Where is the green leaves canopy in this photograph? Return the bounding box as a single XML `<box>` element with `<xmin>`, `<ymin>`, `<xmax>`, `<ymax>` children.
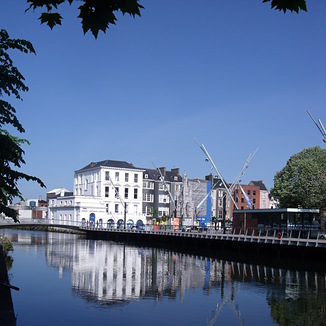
<box><xmin>0</xmin><ymin>29</ymin><xmax>45</xmax><ymax>222</ymax></box>
<box><xmin>270</xmin><ymin>147</ymin><xmax>326</xmax><ymax>211</ymax></box>
<box><xmin>263</xmin><ymin>0</ymin><xmax>307</xmax><ymax>13</ymax></box>
<box><xmin>25</xmin><ymin>0</ymin><xmax>307</xmax><ymax>39</ymax></box>
<box><xmin>26</xmin><ymin>0</ymin><xmax>144</xmax><ymax>38</ymax></box>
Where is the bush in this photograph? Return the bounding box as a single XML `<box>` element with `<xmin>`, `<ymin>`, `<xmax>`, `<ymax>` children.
<box><xmin>2</xmin><ymin>236</ymin><xmax>14</xmax><ymax>256</ymax></box>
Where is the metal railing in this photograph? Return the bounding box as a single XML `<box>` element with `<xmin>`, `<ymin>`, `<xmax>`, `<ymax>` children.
<box><xmin>1</xmin><ymin>218</ymin><xmax>325</xmax><ymax>248</ymax></box>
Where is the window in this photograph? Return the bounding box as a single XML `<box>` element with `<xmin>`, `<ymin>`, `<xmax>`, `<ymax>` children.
<box><xmin>84</xmin><ymin>178</ymin><xmax>88</xmax><ymax>190</ymax></box>
<box><xmin>115</xmin><ymin>204</ymin><xmax>119</xmax><ymax>213</ymax></box>
<box><xmin>105</xmin><ymin>171</ymin><xmax>110</xmax><ymax>180</ymax></box>
<box><xmin>106</xmin><ymin>204</ymin><xmax>109</xmax><ymax>213</ymax></box>
<box><xmin>105</xmin><ymin>186</ymin><xmax>109</xmax><ymax>197</ymax></box>
<box><xmin>134</xmin><ymin>174</ymin><xmax>138</xmax><ymax>183</ymax></box>
<box><xmin>241</xmin><ymin>197</ymin><xmax>244</xmax><ymax>203</ymax></box>
<box><xmin>143</xmin><ymin>193</ymin><xmax>154</xmax><ymax>202</ymax></box>
<box><xmin>115</xmin><ymin>172</ymin><xmax>119</xmax><ymax>182</ymax></box>
<box><xmin>143</xmin><ymin>181</ymin><xmax>154</xmax><ymax>189</ymax></box>
<box><xmin>144</xmin><ymin>174</ymin><xmax>148</xmax><ymax>179</ymax></box>
<box><xmin>253</xmin><ymin>198</ymin><xmax>256</xmax><ymax>204</ymax></box>
<box><xmin>159</xmin><ymin>183</ymin><xmax>169</xmax><ymax>191</ymax></box>
<box><xmin>146</xmin><ymin>206</ymin><xmax>153</xmax><ymax>214</ymax></box>
<box><xmin>125</xmin><ymin>188</ymin><xmax>129</xmax><ymax>199</ymax></box>
<box><xmin>159</xmin><ymin>194</ymin><xmax>169</xmax><ymax>203</ymax></box>
<box><xmin>134</xmin><ymin>188</ymin><xmax>138</xmax><ymax>199</ymax></box>
<box><xmin>125</xmin><ymin>173</ymin><xmax>129</xmax><ymax>182</ymax></box>
<box><xmin>115</xmin><ymin>187</ymin><xmax>119</xmax><ymax>198</ymax></box>
<box><xmin>247</xmin><ymin>190</ymin><xmax>251</xmax><ymax>195</ymax></box>
<box><xmin>253</xmin><ymin>190</ymin><xmax>256</xmax><ymax>196</ymax></box>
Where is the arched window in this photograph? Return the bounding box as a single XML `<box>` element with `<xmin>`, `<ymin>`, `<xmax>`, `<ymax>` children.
<box><xmin>89</xmin><ymin>213</ymin><xmax>95</xmax><ymax>228</ymax></box>
<box><xmin>127</xmin><ymin>219</ymin><xmax>134</xmax><ymax>229</ymax></box>
<box><xmin>107</xmin><ymin>219</ymin><xmax>114</xmax><ymax>229</ymax></box>
<box><xmin>117</xmin><ymin>219</ymin><xmax>124</xmax><ymax>229</ymax></box>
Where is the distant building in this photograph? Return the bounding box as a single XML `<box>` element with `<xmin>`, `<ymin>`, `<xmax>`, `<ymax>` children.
<box><xmin>249</xmin><ymin>180</ymin><xmax>270</xmax><ymax>209</ymax></box>
<box><xmin>7</xmin><ymin>199</ymin><xmax>47</xmax><ymax>220</ymax></box>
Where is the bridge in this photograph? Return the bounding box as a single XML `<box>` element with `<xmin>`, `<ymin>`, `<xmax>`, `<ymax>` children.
<box><xmin>1</xmin><ymin>218</ymin><xmax>326</xmax><ymax>269</ymax></box>
<box><xmin>1</xmin><ymin>217</ymin><xmax>326</xmax><ymax>247</ymax></box>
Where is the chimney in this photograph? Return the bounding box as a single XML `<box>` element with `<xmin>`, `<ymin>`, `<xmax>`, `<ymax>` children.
<box><xmin>159</xmin><ymin>167</ymin><xmax>166</xmax><ymax>176</ymax></box>
<box><xmin>171</xmin><ymin>168</ymin><xmax>179</xmax><ymax>175</ymax></box>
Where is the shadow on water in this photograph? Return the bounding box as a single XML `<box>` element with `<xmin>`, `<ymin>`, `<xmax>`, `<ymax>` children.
<box><xmin>0</xmin><ymin>240</ymin><xmax>16</xmax><ymax>326</ymax></box>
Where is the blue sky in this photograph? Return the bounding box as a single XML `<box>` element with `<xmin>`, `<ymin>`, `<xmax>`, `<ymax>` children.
<box><xmin>1</xmin><ymin>0</ymin><xmax>326</xmax><ymax>200</ymax></box>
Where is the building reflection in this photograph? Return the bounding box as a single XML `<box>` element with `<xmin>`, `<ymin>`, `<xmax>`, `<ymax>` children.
<box><xmin>41</xmin><ymin>233</ymin><xmax>326</xmax><ymax>310</ymax></box>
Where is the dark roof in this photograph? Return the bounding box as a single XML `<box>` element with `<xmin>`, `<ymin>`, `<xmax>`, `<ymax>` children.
<box><xmin>76</xmin><ymin>160</ymin><xmax>143</xmax><ymax>172</ymax></box>
<box><xmin>249</xmin><ymin>180</ymin><xmax>268</xmax><ymax>191</ymax></box>
<box><xmin>143</xmin><ymin>168</ymin><xmax>182</xmax><ymax>182</ymax></box>
<box><xmin>212</xmin><ymin>178</ymin><xmax>227</xmax><ymax>189</ymax></box>
<box><xmin>51</xmin><ymin>192</ymin><xmax>74</xmax><ymax>199</ymax></box>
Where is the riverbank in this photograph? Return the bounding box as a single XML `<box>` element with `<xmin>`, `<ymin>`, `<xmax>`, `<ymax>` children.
<box><xmin>86</xmin><ymin>228</ymin><xmax>326</xmax><ymax>273</ymax></box>
<box><xmin>0</xmin><ymin>239</ymin><xmax>16</xmax><ymax>326</ymax></box>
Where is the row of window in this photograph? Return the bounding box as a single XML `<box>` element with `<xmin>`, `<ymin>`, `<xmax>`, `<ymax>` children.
<box><xmin>105</xmin><ymin>186</ymin><xmax>139</xmax><ymax>199</ymax></box>
<box><xmin>235</xmin><ymin>197</ymin><xmax>256</xmax><ymax>204</ymax></box>
<box><xmin>105</xmin><ymin>171</ymin><xmax>139</xmax><ymax>183</ymax></box>
<box><xmin>105</xmin><ymin>203</ymin><xmax>139</xmax><ymax>214</ymax></box>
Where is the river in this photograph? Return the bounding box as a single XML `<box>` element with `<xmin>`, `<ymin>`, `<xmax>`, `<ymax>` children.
<box><xmin>2</xmin><ymin>229</ymin><xmax>325</xmax><ymax>325</ymax></box>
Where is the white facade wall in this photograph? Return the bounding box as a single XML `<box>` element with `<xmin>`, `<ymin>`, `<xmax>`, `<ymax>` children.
<box><xmin>48</xmin><ymin>164</ymin><xmax>146</xmax><ymax>228</ymax></box>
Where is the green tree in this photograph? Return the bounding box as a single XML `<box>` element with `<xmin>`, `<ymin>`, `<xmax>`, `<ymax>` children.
<box><xmin>270</xmin><ymin>147</ymin><xmax>326</xmax><ymax>211</ymax></box>
<box><xmin>0</xmin><ymin>29</ymin><xmax>45</xmax><ymax>222</ymax></box>
<box><xmin>25</xmin><ymin>0</ymin><xmax>306</xmax><ymax>39</ymax></box>
<box><xmin>26</xmin><ymin>0</ymin><xmax>144</xmax><ymax>38</ymax></box>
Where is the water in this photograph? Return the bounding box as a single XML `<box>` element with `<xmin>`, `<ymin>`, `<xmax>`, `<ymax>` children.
<box><xmin>2</xmin><ymin>229</ymin><xmax>326</xmax><ymax>326</ymax></box>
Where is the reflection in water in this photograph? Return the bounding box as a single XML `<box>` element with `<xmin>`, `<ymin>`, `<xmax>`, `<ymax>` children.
<box><xmin>3</xmin><ymin>230</ymin><xmax>326</xmax><ymax>325</ymax></box>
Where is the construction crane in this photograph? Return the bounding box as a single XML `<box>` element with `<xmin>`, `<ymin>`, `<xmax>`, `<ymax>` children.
<box><xmin>194</xmin><ymin>139</ymin><xmax>237</xmax><ymax>208</ymax></box>
<box><xmin>227</xmin><ymin>148</ymin><xmax>259</xmax><ymax>200</ymax></box>
<box><xmin>307</xmin><ymin>110</ymin><xmax>326</xmax><ymax>143</ymax></box>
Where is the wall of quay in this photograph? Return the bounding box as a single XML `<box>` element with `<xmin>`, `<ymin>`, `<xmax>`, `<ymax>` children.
<box><xmin>86</xmin><ymin>229</ymin><xmax>326</xmax><ymax>273</ymax></box>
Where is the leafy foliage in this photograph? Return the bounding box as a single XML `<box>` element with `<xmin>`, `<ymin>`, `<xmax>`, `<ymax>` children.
<box><xmin>25</xmin><ymin>1</ymin><xmax>307</xmax><ymax>38</ymax></box>
<box><xmin>26</xmin><ymin>0</ymin><xmax>144</xmax><ymax>38</ymax></box>
<box><xmin>263</xmin><ymin>0</ymin><xmax>307</xmax><ymax>13</ymax></box>
<box><xmin>270</xmin><ymin>147</ymin><xmax>326</xmax><ymax>211</ymax></box>
<box><xmin>0</xmin><ymin>29</ymin><xmax>45</xmax><ymax>222</ymax></box>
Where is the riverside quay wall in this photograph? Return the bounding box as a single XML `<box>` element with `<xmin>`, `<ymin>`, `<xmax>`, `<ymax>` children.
<box><xmin>85</xmin><ymin>229</ymin><xmax>326</xmax><ymax>272</ymax></box>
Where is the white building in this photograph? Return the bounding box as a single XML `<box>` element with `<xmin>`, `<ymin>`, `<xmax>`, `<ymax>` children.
<box><xmin>48</xmin><ymin>160</ymin><xmax>146</xmax><ymax>228</ymax></box>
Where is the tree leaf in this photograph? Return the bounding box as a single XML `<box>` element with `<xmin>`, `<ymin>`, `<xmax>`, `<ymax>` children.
<box><xmin>39</xmin><ymin>12</ymin><xmax>62</xmax><ymax>29</ymax></box>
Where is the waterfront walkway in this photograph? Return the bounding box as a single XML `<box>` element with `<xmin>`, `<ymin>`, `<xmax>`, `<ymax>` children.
<box><xmin>1</xmin><ymin>218</ymin><xmax>326</xmax><ymax>249</ymax></box>
<box><xmin>1</xmin><ymin>217</ymin><xmax>326</xmax><ymax>272</ymax></box>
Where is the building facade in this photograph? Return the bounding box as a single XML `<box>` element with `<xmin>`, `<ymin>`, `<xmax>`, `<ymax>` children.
<box><xmin>48</xmin><ymin>160</ymin><xmax>146</xmax><ymax>228</ymax></box>
<box><xmin>142</xmin><ymin>167</ymin><xmax>183</xmax><ymax>227</ymax></box>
